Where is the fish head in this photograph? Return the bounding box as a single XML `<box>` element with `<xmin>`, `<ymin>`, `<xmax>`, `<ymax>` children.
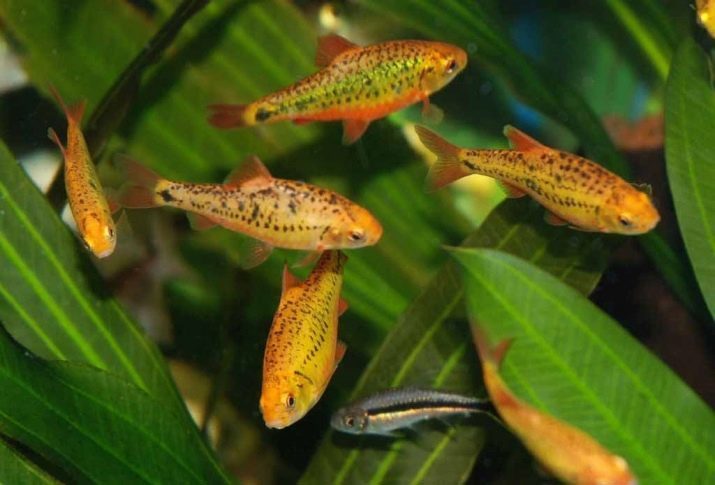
<box><xmin>601</xmin><ymin>187</ymin><xmax>660</xmax><ymax>234</ymax></box>
<box><xmin>259</xmin><ymin>374</ymin><xmax>314</xmax><ymax>429</ymax></box>
<box><xmin>324</xmin><ymin>206</ymin><xmax>383</xmax><ymax>249</ymax></box>
<box><xmin>330</xmin><ymin>407</ymin><xmax>369</xmax><ymax>434</ymax></box>
<box><xmin>420</xmin><ymin>42</ymin><xmax>468</xmax><ymax>93</ymax></box>
<box><xmin>80</xmin><ymin>215</ymin><xmax>116</xmax><ymax>258</ymax></box>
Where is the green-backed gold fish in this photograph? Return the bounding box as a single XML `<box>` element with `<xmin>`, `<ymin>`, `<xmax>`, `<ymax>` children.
<box><xmin>117</xmin><ymin>156</ymin><xmax>382</xmax><ymax>268</ymax></box>
<box><xmin>47</xmin><ymin>87</ymin><xmax>116</xmax><ymax>258</ymax></box>
<box><xmin>209</xmin><ymin>34</ymin><xmax>467</xmax><ymax>144</ymax></box>
<box><xmin>331</xmin><ymin>387</ymin><xmax>488</xmax><ymax>436</ymax></box>
<box><xmin>261</xmin><ymin>250</ymin><xmax>348</xmax><ymax>429</ymax></box>
<box><xmin>415</xmin><ymin>125</ymin><xmax>660</xmax><ymax>235</ymax></box>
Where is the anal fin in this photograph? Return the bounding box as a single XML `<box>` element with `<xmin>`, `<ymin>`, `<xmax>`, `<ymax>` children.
<box><xmin>187</xmin><ymin>212</ymin><xmax>218</xmax><ymax>231</ymax></box>
<box><xmin>500</xmin><ymin>182</ymin><xmax>527</xmax><ymax>198</ymax></box>
<box><xmin>544</xmin><ymin>211</ymin><xmax>568</xmax><ymax>226</ymax></box>
<box><xmin>342</xmin><ymin>119</ymin><xmax>370</xmax><ymax>145</ymax></box>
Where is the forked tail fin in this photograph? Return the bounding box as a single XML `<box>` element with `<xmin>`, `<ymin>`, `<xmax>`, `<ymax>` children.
<box><xmin>471</xmin><ymin>326</ymin><xmax>512</xmax><ymax>369</ymax></box>
<box><xmin>207</xmin><ymin>104</ymin><xmax>249</xmax><ymax>129</ymax></box>
<box><xmin>114</xmin><ymin>155</ymin><xmax>163</xmax><ymax>209</ymax></box>
<box><xmin>415</xmin><ymin>125</ymin><xmax>469</xmax><ymax>192</ymax></box>
<box><xmin>48</xmin><ymin>84</ymin><xmax>86</xmax><ymax>125</ymax></box>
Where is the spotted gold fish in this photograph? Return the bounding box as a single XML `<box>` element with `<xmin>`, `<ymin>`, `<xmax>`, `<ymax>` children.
<box><xmin>260</xmin><ymin>250</ymin><xmax>348</xmax><ymax>429</ymax></box>
<box><xmin>209</xmin><ymin>34</ymin><xmax>467</xmax><ymax>144</ymax></box>
<box><xmin>473</xmin><ymin>328</ymin><xmax>637</xmax><ymax>485</ymax></box>
<box><xmin>117</xmin><ymin>155</ymin><xmax>382</xmax><ymax>268</ymax></box>
<box><xmin>47</xmin><ymin>87</ymin><xmax>116</xmax><ymax>258</ymax></box>
<box><xmin>415</xmin><ymin>125</ymin><xmax>660</xmax><ymax>234</ymax></box>
<box><xmin>697</xmin><ymin>0</ymin><xmax>715</xmax><ymax>38</ymax></box>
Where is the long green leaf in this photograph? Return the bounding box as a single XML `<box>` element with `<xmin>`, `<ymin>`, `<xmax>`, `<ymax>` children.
<box><xmin>0</xmin><ymin>143</ymin><xmax>228</xmax><ymax>480</ymax></box>
<box><xmin>454</xmin><ymin>248</ymin><xmax>715</xmax><ymax>484</ymax></box>
<box><xmin>0</xmin><ymin>328</ymin><xmax>227</xmax><ymax>483</ymax></box>
<box><xmin>300</xmin><ymin>198</ymin><xmax>612</xmax><ymax>484</ymax></box>
<box><xmin>665</xmin><ymin>38</ymin><xmax>715</xmax><ymax>319</ymax></box>
<box><xmin>0</xmin><ymin>438</ymin><xmax>59</xmax><ymax>484</ymax></box>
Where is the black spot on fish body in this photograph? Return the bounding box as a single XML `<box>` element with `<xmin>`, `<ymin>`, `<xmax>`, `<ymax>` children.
<box><xmin>159</xmin><ymin>190</ymin><xmax>175</xmax><ymax>202</ymax></box>
<box><xmin>463</xmin><ymin>160</ymin><xmax>477</xmax><ymax>170</ymax></box>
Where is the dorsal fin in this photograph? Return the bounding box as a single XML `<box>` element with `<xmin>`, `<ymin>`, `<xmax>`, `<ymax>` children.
<box><xmin>315</xmin><ymin>34</ymin><xmax>359</xmax><ymax>67</ymax></box>
<box><xmin>503</xmin><ymin>125</ymin><xmax>549</xmax><ymax>152</ymax></box>
<box><xmin>281</xmin><ymin>265</ymin><xmax>302</xmax><ymax>296</ymax></box>
<box><xmin>225</xmin><ymin>155</ymin><xmax>273</xmax><ymax>188</ymax></box>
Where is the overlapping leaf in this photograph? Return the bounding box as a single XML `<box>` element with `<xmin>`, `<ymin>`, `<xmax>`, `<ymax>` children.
<box><xmin>300</xmin><ymin>198</ymin><xmax>612</xmax><ymax>484</ymax></box>
<box><xmin>665</xmin><ymin>39</ymin><xmax>715</xmax><ymax>319</ymax></box>
<box><xmin>0</xmin><ymin>143</ymin><xmax>227</xmax><ymax>480</ymax></box>
<box><xmin>0</xmin><ymin>439</ymin><xmax>58</xmax><ymax>485</ymax></box>
<box><xmin>0</xmin><ymin>327</ymin><xmax>228</xmax><ymax>484</ymax></box>
<box><xmin>454</xmin><ymin>248</ymin><xmax>715</xmax><ymax>483</ymax></box>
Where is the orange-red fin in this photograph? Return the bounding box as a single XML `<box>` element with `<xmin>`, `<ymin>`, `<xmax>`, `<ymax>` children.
<box><xmin>238</xmin><ymin>238</ymin><xmax>273</xmax><ymax>270</ymax></box>
<box><xmin>293</xmin><ymin>251</ymin><xmax>321</xmax><ymax>268</ymax></box>
<box><xmin>421</xmin><ymin>98</ymin><xmax>444</xmax><ymax>124</ymax></box>
<box><xmin>338</xmin><ymin>297</ymin><xmax>349</xmax><ymax>316</ymax></box>
<box><xmin>499</xmin><ymin>182</ymin><xmax>527</xmax><ymax>198</ymax></box>
<box><xmin>471</xmin><ymin>326</ymin><xmax>513</xmax><ymax>367</ymax></box>
<box><xmin>292</xmin><ymin>118</ymin><xmax>312</xmax><ymax>126</ymax></box>
<box><xmin>544</xmin><ymin>211</ymin><xmax>568</xmax><ymax>226</ymax></box>
<box><xmin>315</xmin><ymin>34</ymin><xmax>359</xmax><ymax>67</ymax></box>
<box><xmin>503</xmin><ymin>125</ymin><xmax>548</xmax><ymax>152</ymax></box>
<box><xmin>225</xmin><ymin>155</ymin><xmax>273</xmax><ymax>189</ymax></box>
<box><xmin>281</xmin><ymin>264</ymin><xmax>302</xmax><ymax>296</ymax></box>
<box><xmin>334</xmin><ymin>340</ymin><xmax>347</xmax><ymax>367</ymax></box>
<box><xmin>104</xmin><ymin>189</ymin><xmax>121</xmax><ymax>215</ymax></box>
<box><xmin>415</xmin><ymin>125</ymin><xmax>468</xmax><ymax>192</ymax></box>
<box><xmin>47</xmin><ymin>128</ymin><xmax>66</xmax><ymax>156</ymax></box>
<box><xmin>342</xmin><ymin>119</ymin><xmax>370</xmax><ymax>145</ymax></box>
<box><xmin>208</xmin><ymin>104</ymin><xmax>248</xmax><ymax>129</ymax></box>
<box><xmin>48</xmin><ymin>85</ymin><xmax>86</xmax><ymax>125</ymax></box>
<box><xmin>187</xmin><ymin>213</ymin><xmax>218</xmax><ymax>231</ymax></box>
<box><xmin>115</xmin><ymin>155</ymin><xmax>162</xmax><ymax>209</ymax></box>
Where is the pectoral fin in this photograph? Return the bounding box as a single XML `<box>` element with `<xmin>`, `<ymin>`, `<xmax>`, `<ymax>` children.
<box><xmin>187</xmin><ymin>213</ymin><xmax>219</xmax><ymax>231</ymax></box>
<box><xmin>334</xmin><ymin>340</ymin><xmax>347</xmax><ymax>368</ymax></box>
<box><xmin>238</xmin><ymin>238</ymin><xmax>273</xmax><ymax>269</ymax></box>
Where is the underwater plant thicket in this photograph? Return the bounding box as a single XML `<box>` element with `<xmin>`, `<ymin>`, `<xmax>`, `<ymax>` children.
<box><xmin>0</xmin><ymin>0</ymin><xmax>713</xmax><ymax>483</ymax></box>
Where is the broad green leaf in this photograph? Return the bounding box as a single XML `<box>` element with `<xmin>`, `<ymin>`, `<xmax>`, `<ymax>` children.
<box><xmin>665</xmin><ymin>38</ymin><xmax>715</xmax><ymax>319</ymax></box>
<box><xmin>300</xmin><ymin>198</ymin><xmax>612</xmax><ymax>485</ymax></box>
<box><xmin>0</xmin><ymin>439</ymin><xmax>59</xmax><ymax>484</ymax></box>
<box><xmin>0</xmin><ymin>327</ymin><xmax>228</xmax><ymax>483</ymax></box>
<box><xmin>454</xmin><ymin>248</ymin><xmax>715</xmax><ymax>484</ymax></box>
<box><xmin>0</xmin><ymin>143</ymin><xmax>227</xmax><ymax>480</ymax></box>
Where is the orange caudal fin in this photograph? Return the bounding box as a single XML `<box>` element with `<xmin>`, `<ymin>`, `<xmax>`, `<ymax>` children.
<box><xmin>48</xmin><ymin>84</ymin><xmax>86</xmax><ymax>125</ymax></box>
<box><xmin>115</xmin><ymin>155</ymin><xmax>162</xmax><ymax>209</ymax></box>
<box><xmin>503</xmin><ymin>125</ymin><xmax>548</xmax><ymax>152</ymax></box>
<box><xmin>315</xmin><ymin>34</ymin><xmax>358</xmax><ymax>67</ymax></box>
<box><xmin>342</xmin><ymin>119</ymin><xmax>370</xmax><ymax>144</ymax></box>
<box><xmin>208</xmin><ymin>104</ymin><xmax>249</xmax><ymax>129</ymax></box>
<box><xmin>415</xmin><ymin>125</ymin><xmax>469</xmax><ymax>192</ymax></box>
<box><xmin>47</xmin><ymin>128</ymin><xmax>66</xmax><ymax>156</ymax></box>
<box><xmin>472</xmin><ymin>326</ymin><xmax>513</xmax><ymax>368</ymax></box>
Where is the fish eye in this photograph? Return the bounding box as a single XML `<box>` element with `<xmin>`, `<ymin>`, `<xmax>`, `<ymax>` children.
<box><xmin>446</xmin><ymin>59</ymin><xmax>458</xmax><ymax>74</ymax></box>
<box><xmin>107</xmin><ymin>227</ymin><xmax>115</xmax><ymax>239</ymax></box>
<box><xmin>348</xmin><ymin>230</ymin><xmax>364</xmax><ymax>242</ymax></box>
<box><xmin>285</xmin><ymin>395</ymin><xmax>295</xmax><ymax>409</ymax></box>
<box><xmin>618</xmin><ymin>215</ymin><xmax>632</xmax><ymax>227</ymax></box>
<box><xmin>344</xmin><ymin>416</ymin><xmax>355</xmax><ymax>428</ymax></box>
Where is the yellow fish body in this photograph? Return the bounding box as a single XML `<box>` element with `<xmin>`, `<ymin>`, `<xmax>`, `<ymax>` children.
<box><xmin>118</xmin><ymin>156</ymin><xmax>382</xmax><ymax>268</ymax></box>
<box><xmin>260</xmin><ymin>250</ymin><xmax>348</xmax><ymax>429</ymax></box>
<box><xmin>47</xmin><ymin>87</ymin><xmax>116</xmax><ymax>258</ymax></box>
<box><xmin>473</xmin><ymin>329</ymin><xmax>637</xmax><ymax>485</ymax></box>
<box><xmin>209</xmin><ymin>34</ymin><xmax>467</xmax><ymax>144</ymax></box>
<box><xmin>697</xmin><ymin>0</ymin><xmax>715</xmax><ymax>38</ymax></box>
<box><xmin>415</xmin><ymin>125</ymin><xmax>660</xmax><ymax>235</ymax></box>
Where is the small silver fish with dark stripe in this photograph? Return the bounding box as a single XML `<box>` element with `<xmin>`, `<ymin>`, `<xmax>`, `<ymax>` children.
<box><xmin>331</xmin><ymin>387</ymin><xmax>489</xmax><ymax>436</ymax></box>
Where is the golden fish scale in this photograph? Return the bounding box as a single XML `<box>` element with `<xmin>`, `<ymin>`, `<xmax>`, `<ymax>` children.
<box><xmin>154</xmin><ymin>179</ymin><xmax>357</xmax><ymax>249</ymax></box>
<box><xmin>64</xmin><ymin>124</ymin><xmax>113</xmax><ymax>229</ymax></box>
<box><xmin>460</xmin><ymin>148</ymin><xmax>631</xmax><ymax>226</ymax></box>
<box><xmin>253</xmin><ymin>41</ymin><xmax>443</xmax><ymax>121</ymax></box>
<box><xmin>264</xmin><ymin>253</ymin><xmax>345</xmax><ymax>387</ymax></box>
